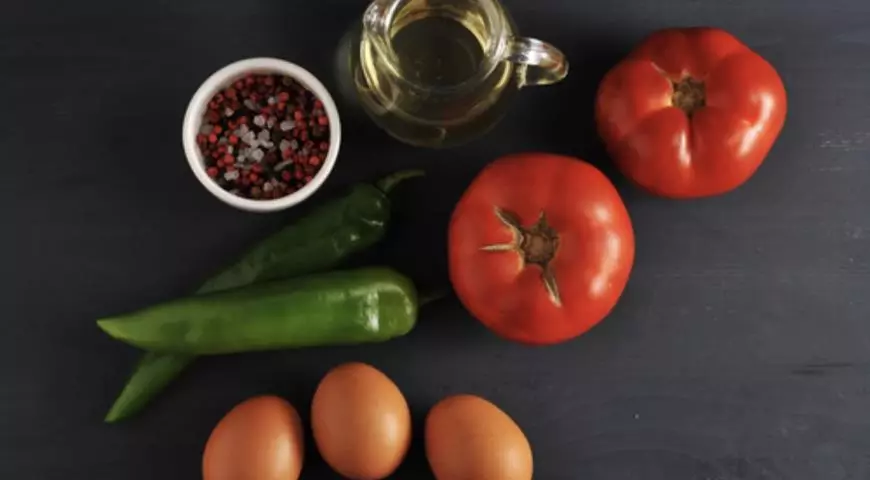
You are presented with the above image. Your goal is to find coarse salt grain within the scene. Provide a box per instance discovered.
[274,159,293,171]
[279,140,291,152]
[280,120,294,132]
[224,170,240,181]
[224,108,234,117]
[263,182,273,192]
[250,148,265,161]
[243,99,257,110]
[253,115,266,127]
[257,130,271,143]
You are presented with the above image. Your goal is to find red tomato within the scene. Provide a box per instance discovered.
[448,153,635,345]
[595,27,788,198]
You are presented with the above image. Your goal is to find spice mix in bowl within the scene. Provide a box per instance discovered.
[183,58,341,212]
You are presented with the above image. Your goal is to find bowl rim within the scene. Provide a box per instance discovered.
[182,57,342,213]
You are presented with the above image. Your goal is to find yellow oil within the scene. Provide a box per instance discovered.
[353,9,518,148]
[392,15,484,87]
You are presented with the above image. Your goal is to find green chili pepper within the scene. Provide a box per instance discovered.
[97,267,418,354]
[103,170,423,423]
[199,170,423,293]
[102,352,191,424]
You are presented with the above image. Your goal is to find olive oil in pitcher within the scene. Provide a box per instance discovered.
[352,0,568,148]
[391,15,486,87]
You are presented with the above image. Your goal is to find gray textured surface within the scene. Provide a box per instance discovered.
[2,0,870,478]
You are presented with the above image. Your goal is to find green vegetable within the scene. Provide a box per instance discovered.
[104,352,191,423]
[199,170,423,292]
[104,171,423,423]
[98,267,418,354]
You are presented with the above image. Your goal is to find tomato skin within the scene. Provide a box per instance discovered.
[595,27,787,198]
[448,153,635,345]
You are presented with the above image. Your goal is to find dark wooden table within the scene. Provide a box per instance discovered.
[3,0,869,478]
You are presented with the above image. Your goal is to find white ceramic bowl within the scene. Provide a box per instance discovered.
[182,58,342,212]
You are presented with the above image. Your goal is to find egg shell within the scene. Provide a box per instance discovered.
[203,395,304,480]
[311,362,411,479]
[425,394,533,480]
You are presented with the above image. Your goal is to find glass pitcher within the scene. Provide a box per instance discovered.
[350,0,569,148]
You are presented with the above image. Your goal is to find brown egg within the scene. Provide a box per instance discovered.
[311,362,411,479]
[425,394,533,480]
[203,395,304,480]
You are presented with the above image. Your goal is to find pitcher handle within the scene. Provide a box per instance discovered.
[507,37,569,88]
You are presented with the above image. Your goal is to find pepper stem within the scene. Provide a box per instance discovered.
[419,289,449,308]
[376,170,426,194]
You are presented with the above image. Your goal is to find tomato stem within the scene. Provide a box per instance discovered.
[520,212,558,265]
[672,77,706,116]
[480,208,562,307]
